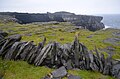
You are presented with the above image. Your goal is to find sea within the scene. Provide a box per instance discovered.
[97,14,120,29]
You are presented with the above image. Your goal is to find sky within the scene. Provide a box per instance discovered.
[0,0,120,15]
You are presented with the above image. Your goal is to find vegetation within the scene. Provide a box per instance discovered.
[0,58,114,79]
[0,22,120,79]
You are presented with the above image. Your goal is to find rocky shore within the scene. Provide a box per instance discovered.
[0,11,105,31]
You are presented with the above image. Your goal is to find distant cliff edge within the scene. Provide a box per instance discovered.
[0,11,105,31]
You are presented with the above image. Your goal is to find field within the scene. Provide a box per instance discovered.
[0,21,120,79]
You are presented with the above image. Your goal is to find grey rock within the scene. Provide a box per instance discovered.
[117,72,120,79]
[51,66,67,78]
[107,46,115,51]
[71,36,80,67]
[65,60,73,70]
[113,32,120,37]
[68,74,81,79]
[28,39,46,64]
[94,48,104,72]
[15,42,29,59]
[103,54,112,75]
[90,62,99,71]
[0,38,6,50]
[20,41,34,60]
[103,63,111,75]
[0,34,4,40]
[4,42,23,59]
[103,38,120,46]
[34,44,53,66]
[0,30,8,37]
[94,56,103,72]
[89,51,94,63]
[0,34,22,53]
[111,64,120,78]
[7,34,22,41]
[79,60,86,70]
[87,35,93,38]
[0,39,17,57]
[95,47,100,59]
[100,53,105,67]
[26,46,38,63]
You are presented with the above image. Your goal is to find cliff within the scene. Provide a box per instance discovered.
[0,11,105,31]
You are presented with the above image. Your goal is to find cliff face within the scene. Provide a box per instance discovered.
[0,11,105,31]
[51,12,105,31]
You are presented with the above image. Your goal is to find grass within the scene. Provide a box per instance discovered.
[0,58,114,79]
[0,58,53,79]
[0,22,120,79]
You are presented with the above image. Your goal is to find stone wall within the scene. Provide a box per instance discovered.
[0,32,120,79]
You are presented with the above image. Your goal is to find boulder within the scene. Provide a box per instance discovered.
[51,66,67,78]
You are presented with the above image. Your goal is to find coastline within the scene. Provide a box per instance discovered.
[103,25,120,30]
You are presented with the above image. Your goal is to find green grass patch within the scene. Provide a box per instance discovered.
[0,58,115,79]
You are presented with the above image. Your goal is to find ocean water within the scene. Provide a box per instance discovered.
[101,14,120,29]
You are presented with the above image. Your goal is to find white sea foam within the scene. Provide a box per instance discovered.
[105,25,110,28]
[103,25,111,30]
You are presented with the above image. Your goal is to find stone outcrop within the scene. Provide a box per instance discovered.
[50,12,105,31]
[0,11,105,31]
[1,32,120,79]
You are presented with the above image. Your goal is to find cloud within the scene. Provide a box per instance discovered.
[0,0,120,14]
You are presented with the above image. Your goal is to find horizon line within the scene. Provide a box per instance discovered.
[0,11,120,15]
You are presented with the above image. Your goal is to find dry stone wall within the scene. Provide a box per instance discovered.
[0,32,120,79]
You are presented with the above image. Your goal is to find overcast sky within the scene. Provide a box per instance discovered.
[0,0,120,14]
